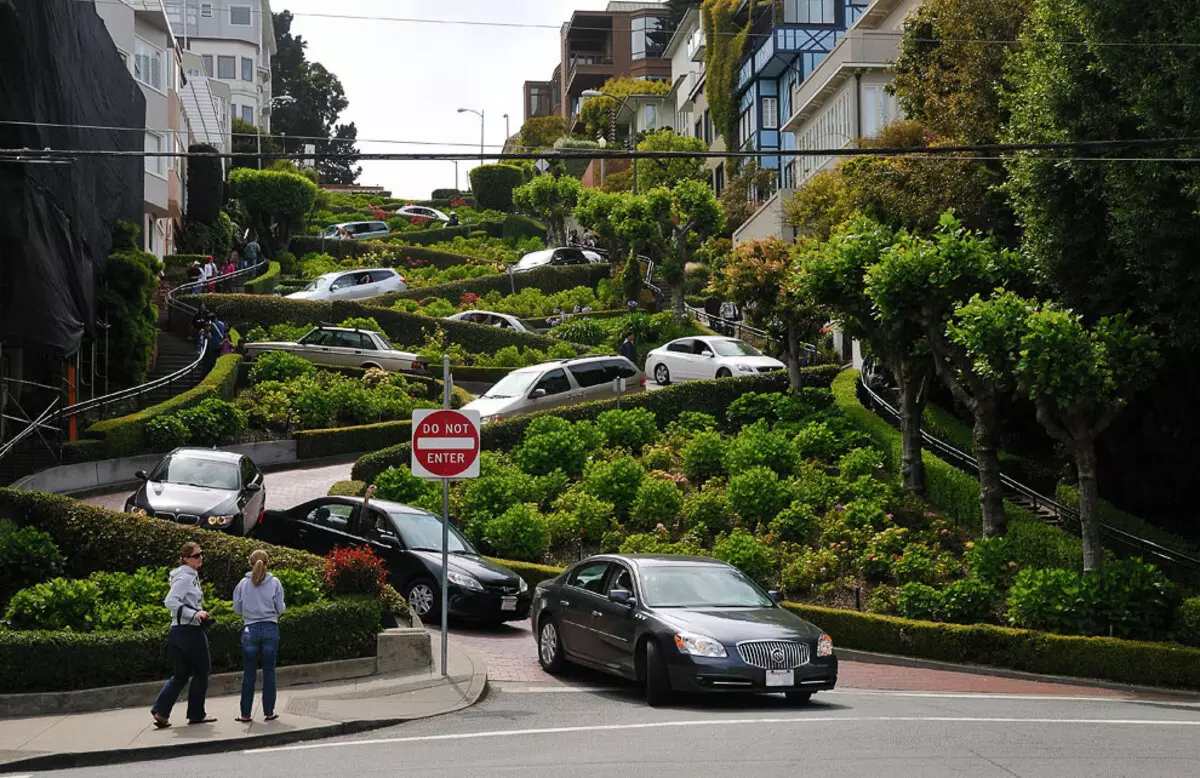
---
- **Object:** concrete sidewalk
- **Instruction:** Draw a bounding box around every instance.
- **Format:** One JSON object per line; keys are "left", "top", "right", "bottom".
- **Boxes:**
{"left": 0, "top": 645, "right": 486, "bottom": 774}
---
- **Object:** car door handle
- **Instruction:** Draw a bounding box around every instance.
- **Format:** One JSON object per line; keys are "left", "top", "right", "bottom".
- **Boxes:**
{"left": 560, "top": 600, "right": 570, "bottom": 607}
{"left": 591, "top": 610, "right": 602, "bottom": 618}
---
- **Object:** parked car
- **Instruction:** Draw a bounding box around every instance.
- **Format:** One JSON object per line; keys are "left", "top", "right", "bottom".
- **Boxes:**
{"left": 259, "top": 495, "right": 530, "bottom": 623}
{"left": 286, "top": 268, "right": 407, "bottom": 302}
{"left": 510, "top": 247, "right": 605, "bottom": 275}
{"left": 645, "top": 336, "right": 786, "bottom": 385}
{"left": 463, "top": 355, "right": 645, "bottom": 424}
{"left": 124, "top": 449, "right": 266, "bottom": 536}
{"left": 445, "top": 309, "right": 540, "bottom": 334}
{"left": 319, "top": 221, "right": 391, "bottom": 240}
{"left": 394, "top": 205, "right": 451, "bottom": 223}
{"left": 531, "top": 554, "right": 837, "bottom": 706}
{"left": 242, "top": 326, "right": 427, "bottom": 373}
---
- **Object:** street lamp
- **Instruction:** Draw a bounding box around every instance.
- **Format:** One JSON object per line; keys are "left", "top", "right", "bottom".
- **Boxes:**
{"left": 457, "top": 107, "right": 484, "bottom": 167}
{"left": 258, "top": 94, "right": 295, "bottom": 169}
{"left": 503, "top": 113, "right": 511, "bottom": 146}
{"left": 582, "top": 89, "right": 649, "bottom": 194}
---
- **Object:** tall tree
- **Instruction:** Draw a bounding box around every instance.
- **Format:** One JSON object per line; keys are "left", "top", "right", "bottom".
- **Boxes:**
{"left": 226, "top": 168, "right": 318, "bottom": 255}
{"left": 230, "top": 118, "right": 277, "bottom": 171}
{"left": 949, "top": 292, "right": 1160, "bottom": 571}
{"left": 796, "top": 219, "right": 932, "bottom": 494}
{"left": 574, "top": 189, "right": 628, "bottom": 259}
{"left": 270, "top": 10, "right": 359, "bottom": 182}
{"left": 720, "top": 161, "right": 777, "bottom": 236}
{"left": 865, "top": 214, "right": 1029, "bottom": 538}
{"left": 513, "top": 175, "right": 582, "bottom": 246}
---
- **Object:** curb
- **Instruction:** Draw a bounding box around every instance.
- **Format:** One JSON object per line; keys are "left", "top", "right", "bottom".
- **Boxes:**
{"left": 838, "top": 648, "right": 1200, "bottom": 699}
{"left": 0, "top": 649, "right": 489, "bottom": 775}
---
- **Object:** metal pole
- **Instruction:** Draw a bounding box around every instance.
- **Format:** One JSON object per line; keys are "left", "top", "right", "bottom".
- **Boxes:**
{"left": 479, "top": 111, "right": 485, "bottom": 166}
{"left": 440, "top": 354, "right": 450, "bottom": 677}
{"left": 257, "top": 127, "right": 261, "bottom": 170}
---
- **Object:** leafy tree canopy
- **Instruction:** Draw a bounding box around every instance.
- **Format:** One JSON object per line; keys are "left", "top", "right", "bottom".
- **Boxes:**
{"left": 518, "top": 116, "right": 570, "bottom": 150}
{"left": 579, "top": 77, "right": 672, "bottom": 140}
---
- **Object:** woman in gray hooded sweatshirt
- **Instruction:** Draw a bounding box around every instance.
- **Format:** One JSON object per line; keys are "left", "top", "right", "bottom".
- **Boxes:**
{"left": 151, "top": 541, "right": 215, "bottom": 728}
{"left": 233, "top": 549, "right": 286, "bottom": 722}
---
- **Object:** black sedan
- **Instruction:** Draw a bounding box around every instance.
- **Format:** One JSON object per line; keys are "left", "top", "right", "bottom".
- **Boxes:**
{"left": 125, "top": 448, "right": 266, "bottom": 535}
{"left": 259, "top": 495, "right": 531, "bottom": 623}
{"left": 531, "top": 554, "right": 837, "bottom": 706}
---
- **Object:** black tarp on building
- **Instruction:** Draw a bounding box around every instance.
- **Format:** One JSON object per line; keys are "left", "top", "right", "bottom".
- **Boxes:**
{"left": 0, "top": 0, "right": 145, "bottom": 357}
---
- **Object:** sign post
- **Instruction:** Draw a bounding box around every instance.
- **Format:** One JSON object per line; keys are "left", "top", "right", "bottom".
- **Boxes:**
{"left": 412, "top": 357, "right": 480, "bottom": 676}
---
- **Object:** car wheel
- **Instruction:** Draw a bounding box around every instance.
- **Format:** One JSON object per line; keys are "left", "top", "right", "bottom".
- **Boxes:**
{"left": 715, "top": 368, "right": 732, "bottom": 379}
{"left": 538, "top": 616, "right": 567, "bottom": 674}
{"left": 406, "top": 578, "right": 439, "bottom": 623}
{"left": 362, "top": 362, "right": 383, "bottom": 370}
{"left": 785, "top": 691, "right": 813, "bottom": 704}
{"left": 231, "top": 514, "right": 245, "bottom": 536}
{"left": 654, "top": 363, "right": 670, "bottom": 385}
{"left": 644, "top": 639, "right": 672, "bottom": 707}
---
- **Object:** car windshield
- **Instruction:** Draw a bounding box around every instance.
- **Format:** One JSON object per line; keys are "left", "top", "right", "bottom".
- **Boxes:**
{"left": 392, "top": 511, "right": 474, "bottom": 553}
{"left": 639, "top": 566, "right": 774, "bottom": 608}
{"left": 711, "top": 339, "right": 762, "bottom": 357}
{"left": 149, "top": 455, "right": 240, "bottom": 491}
{"left": 483, "top": 371, "right": 539, "bottom": 399}
{"left": 301, "top": 278, "right": 329, "bottom": 292}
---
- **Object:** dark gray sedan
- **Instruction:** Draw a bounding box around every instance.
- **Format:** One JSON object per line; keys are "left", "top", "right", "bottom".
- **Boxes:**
{"left": 530, "top": 554, "right": 837, "bottom": 706}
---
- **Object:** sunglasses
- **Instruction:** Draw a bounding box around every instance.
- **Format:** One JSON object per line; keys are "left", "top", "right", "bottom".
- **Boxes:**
{"left": 187, "top": 552, "right": 204, "bottom": 559}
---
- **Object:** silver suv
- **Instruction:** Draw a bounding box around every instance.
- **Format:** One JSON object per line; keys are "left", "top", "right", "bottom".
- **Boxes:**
{"left": 463, "top": 355, "right": 646, "bottom": 424}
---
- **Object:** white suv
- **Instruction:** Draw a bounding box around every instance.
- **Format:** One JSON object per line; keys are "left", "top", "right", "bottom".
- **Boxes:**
{"left": 464, "top": 355, "right": 645, "bottom": 424}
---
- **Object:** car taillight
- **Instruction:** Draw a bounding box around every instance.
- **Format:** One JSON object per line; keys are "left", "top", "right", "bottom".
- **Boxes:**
{"left": 411, "top": 361, "right": 422, "bottom": 370}
{"left": 639, "top": 377, "right": 647, "bottom": 386}
{"left": 399, "top": 275, "right": 406, "bottom": 284}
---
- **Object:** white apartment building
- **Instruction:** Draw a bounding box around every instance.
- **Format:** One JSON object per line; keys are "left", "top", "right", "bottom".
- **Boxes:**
{"left": 89, "top": 0, "right": 191, "bottom": 258}
{"left": 664, "top": 7, "right": 725, "bottom": 192}
{"left": 164, "top": 1, "right": 276, "bottom": 131}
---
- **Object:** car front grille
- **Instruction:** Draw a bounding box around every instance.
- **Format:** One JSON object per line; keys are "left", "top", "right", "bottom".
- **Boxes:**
{"left": 758, "top": 366, "right": 783, "bottom": 373}
{"left": 487, "top": 584, "right": 520, "bottom": 595}
{"left": 736, "top": 640, "right": 810, "bottom": 669}
{"left": 154, "top": 511, "right": 200, "bottom": 526}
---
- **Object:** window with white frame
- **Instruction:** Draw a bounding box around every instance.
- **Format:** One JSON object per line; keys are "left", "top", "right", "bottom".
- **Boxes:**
{"left": 784, "top": 0, "right": 836, "bottom": 25}
{"left": 241, "top": 105, "right": 255, "bottom": 124}
{"left": 862, "top": 86, "right": 902, "bottom": 138}
{"left": 794, "top": 89, "right": 852, "bottom": 185}
{"left": 133, "top": 39, "right": 163, "bottom": 91}
{"left": 242, "top": 57, "right": 253, "bottom": 81}
{"left": 201, "top": 55, "right": 213, "bottom": 77}
{"left": 230, "top": 5, "right": 251, "bottom": 26}
{"left": 643, "top": 104, "right": 658, "bottom": 131}
{"left": 217, "top": 55, "right": 235, "bottom": 79}
{"left": 762, "top": 97, "right": 779, "bottom": 130}
{"left": 145, "top": 131, "right": 166, "bottom": 177}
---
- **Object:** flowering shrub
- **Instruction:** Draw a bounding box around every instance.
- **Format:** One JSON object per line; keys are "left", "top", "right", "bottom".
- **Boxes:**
{"left": 681, "top": 431, "right": 727, "bottom": 483}
{"left": 681, "top": 489, "right": 732, "bottom": 539}
{"left": 596, "top": 408, "right": 659, "bottom": 452}
{"left": 582, "top": 454, "right": 646, "bottom": 520}
{"left": 325, "top": 546, "right": 388, "bottom": 596}
{"left": 713, "top": 529, "right": 775, "bottom": 586}
{"left": 769, "top": 501, "right": 821, "bottom": 545}
{"left": 724, "top": 420, "right": 796, "bottom": 476}
{"left": 727, "top": 466, "right": 793, "bottom": 527}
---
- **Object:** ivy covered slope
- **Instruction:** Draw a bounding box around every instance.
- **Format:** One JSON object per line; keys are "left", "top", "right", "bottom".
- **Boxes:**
{"left": 0, "top": 491, "right": 386, "bottom": 692}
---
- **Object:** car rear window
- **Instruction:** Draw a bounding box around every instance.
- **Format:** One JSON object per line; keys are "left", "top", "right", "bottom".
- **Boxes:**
{"left": 602, "top": 358, "right": 637, "bottom": 381}
{"left": 369, "top": 270, "right": 395, "bottom": 283}
{"left": 568, "top": 360, "right": 608, "bottom": 388}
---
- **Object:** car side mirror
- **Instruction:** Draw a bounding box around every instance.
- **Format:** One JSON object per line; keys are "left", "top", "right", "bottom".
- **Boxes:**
{"left": 609, "top": 589, "right": 635, "bottom": 607}
{"left": 768, "top": 589, "right": 783, "bottom": 604}
{"left": 380, "top": 534, "right": 402, "bottom": 549}
{"left": 530, "top": 388, "right": 547, "bottom": 399}
{"left": 702, "top": 352, "right": 715, "bottom": 358}
{"left": 135, "top": 470, "right": 149, "bottom": 481}
{"left": 245, "top": 482, "right": 262, "bottom": 492}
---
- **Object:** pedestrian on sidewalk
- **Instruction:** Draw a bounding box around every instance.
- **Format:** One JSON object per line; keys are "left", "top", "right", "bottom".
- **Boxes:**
{"left": 620, "top": 333, "right": 637, "bottom": 364}
{"left": 233, "top": 549, "right": 286, "bottom": 723}
{"left": 151, "top": 541, "right": 216, "bottom": 728}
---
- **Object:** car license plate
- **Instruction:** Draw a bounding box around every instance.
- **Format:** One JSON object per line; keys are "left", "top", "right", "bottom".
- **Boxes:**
{"left": 501, "top": 596, "right": 518, "bottom": 611}
{"left": 765, "top": 669, "right": 794, "bottom": 687}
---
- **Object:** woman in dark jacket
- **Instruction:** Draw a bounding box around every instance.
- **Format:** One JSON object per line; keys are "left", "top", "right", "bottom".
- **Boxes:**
{"left": 151, "top": 541, "right": 217, "bottom": 728}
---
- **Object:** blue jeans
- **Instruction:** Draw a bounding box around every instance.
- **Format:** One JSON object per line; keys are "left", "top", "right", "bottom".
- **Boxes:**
{"left": 240, "top": 621, "right": 280, "bottom": 718}
{"left": 152, "top": 625, "right": 211, "bottom": 722}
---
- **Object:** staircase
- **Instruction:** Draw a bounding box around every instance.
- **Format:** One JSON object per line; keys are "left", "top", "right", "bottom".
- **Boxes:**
{"left": 142, "top": 325, "right": 204, "bottom": 408}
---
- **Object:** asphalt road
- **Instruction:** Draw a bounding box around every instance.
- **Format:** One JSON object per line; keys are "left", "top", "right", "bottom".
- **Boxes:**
{"left": 37, "top": 683, "right": 1200, "bottom": 778}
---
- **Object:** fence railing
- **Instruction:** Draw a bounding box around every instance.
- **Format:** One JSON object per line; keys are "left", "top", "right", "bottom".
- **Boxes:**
{"left": 855, "top": 374, "right": 1200, "bottom": 576}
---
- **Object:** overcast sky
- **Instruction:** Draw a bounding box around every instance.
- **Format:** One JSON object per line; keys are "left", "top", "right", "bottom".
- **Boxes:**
{"left": 280, "top": 0, "right": 612, "bottom": 199}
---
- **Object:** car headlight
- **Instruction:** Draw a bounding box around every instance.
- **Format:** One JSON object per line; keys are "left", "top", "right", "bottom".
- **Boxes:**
{"left": 673, "top": 631, "right": 727, "bottom": 658}
{"left": 736, "top": 363, "right": 755, "bottom": 372}
{"left": 518, "top": 577, "right": 528, "bottom": 593}
{"left": 817, "top": 634, "right": 834, "bottom": 657}
{"left": 481, "top": 414, "right": 502, "bottom": 424}
{"left": 206, "top": 515, "right": 236, "bottom": 527}
{"left": 447, "top": 571, "right": 484, "bottom": 591}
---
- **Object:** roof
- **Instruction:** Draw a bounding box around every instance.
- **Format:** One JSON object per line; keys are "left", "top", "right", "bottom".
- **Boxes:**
{"left": 664, "top": 6, "right": 701, "bottom": 59}
{"left": 332, "top": 496, "right": 434, "bottom": 516}
{"left": 616, "top": 554, "right": 731, "bottom": 567}
{"left": 605, "top": 1, "right": 668, "bottom": 13}
{"left": 170, "top": 448, "right": 243, "bottom": 464}
{"left": 314, "top": 268, "right": 396, "bottom": 280}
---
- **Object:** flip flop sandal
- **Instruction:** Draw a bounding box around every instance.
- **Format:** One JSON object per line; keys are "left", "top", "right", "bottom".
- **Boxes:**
{"left": 235, "top": 716, "right": 253, "bottom": 723}
{"left": 264, "top": 714, "right": 279, "bottom": 721}
{"left": 188, "top": 716, "right": 218, "bottom": 725}
{"left": 151, "top": 714, "right": 171, "bottom": 729}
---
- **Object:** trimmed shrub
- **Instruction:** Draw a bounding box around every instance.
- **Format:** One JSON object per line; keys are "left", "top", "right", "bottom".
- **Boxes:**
{"left": 769, "top": 501, "right": 821, "bottom": 545}
{"left": 244, "top": 261, "right": 281, "bottom": 294}
{"left": 548, "top": 490, "right": 615, "bottom": 547}
{"left": 484, "top": 503, "right": 550, "bottom": 562}
{"left": 1177, "top": 597, "right": 1200, "bottom": 648}
{"left": 374, "top": 466, "right": 440, "bottom": 506}
{"left": 382, "top": 264, "right": 609, "bottom": 307}
{"left": 0, "top": 520, "right": 66, "bottom": 605}
{"left": 582, "top": 455, "right": 646, "bottom": 520}
{"left": 516, "top": 418, "right": 604, "bottom": 477}
{"left": 629, "top": 476, "right": 684, "bottom": 532}
{"left": 502, "top": 213, "right": 548, "bottom": 241}
{"left": 897, "top": 583, "right": 941, "bottom": 622}
{"left": 251, "top": 350, "right": 317, "bottom": 383}
{"left": 470, "top": 164, "right": 525, "bottom": 211}
{"left": 937, "top": 577, "right": 999, "bottom": 625}
{"left": 681, "top": 430, "right": 727, "bottom": 483}
{"left": 175, "top": 398, "right": 247, "bottom": 446}
{"left": 681, "top": 489, "right": 732, "bottom": 539}
{"left": 596, "top": 408, "right": 659, "bottom": 452}
{"left": 724, "top": 420, "right": 796, "bottom": 476}
{"left": 329, "top": 480, "right": 368, "bottom": 497}
{"left": 727, "top": 466, "right": 793, "bottom": 527}
{"left": 325, "top": 546, "right": 388, "bottom": 596}
{"left": 893, "top": 543, "right": 938, "bottom": 585}
{"left": 144, "top": 414, "right": 189, "bottom": 451}
{"left": 713, "top": 529, "right": 774, "bottom": 586}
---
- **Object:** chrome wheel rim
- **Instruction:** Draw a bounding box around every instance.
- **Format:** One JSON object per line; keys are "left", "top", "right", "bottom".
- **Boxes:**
{"left": 540, "top": 623, "right": 558, "bottom": 666}
{"left": 655, "top": 365, "right": 668, "bottom": 383}
{"left": 408, "top": 584, "right": 434, "bottom": 616}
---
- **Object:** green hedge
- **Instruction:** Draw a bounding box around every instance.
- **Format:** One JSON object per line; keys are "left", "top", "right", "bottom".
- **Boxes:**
{"left": 377, "top": 264, "right": 611, "bottom": 307}
{"left": 923, "top": 401, "right": 1023, "bottom": 471}
{"left": 447, "top": 365, "right": 515, "bottom": 384}
{"left": 296, "top": 420, "right": 413, "bottom": 461}
{"left": 783, "top": 602, "right": 1200, "bottom": 691}
{"left": 502, "top": 214, "right": 547, "bottom": 242}
{"left": 191, "top": 294, "right": 567, "bottom": 353}
{"left": 0, "top": 489, "right": 324, "bottom": 592}
{"left": 243, "top": 261, "right": 281, "bottom": 294}
{"left": 286, "top": 239, "right": 477, "bottom": 271}
{"left": 487, "top": 558, "right": 564, "bottom": 589}
{"left": 352, "top": 367, "right": 838, "bottom": 483}
{"left": 85, "top": 355, "right": 242, "bottom": 458}
{"left": 329, "top": 480, "right": 367, "bottom": 497}
{"left": 391, "top": 222, "right": 503, "bottom": 246}
{"left": 470, "top": 165, "right": 525, "bottom": 211}
{"left": 0, "top": 596, "right": 381, "bottom": 693}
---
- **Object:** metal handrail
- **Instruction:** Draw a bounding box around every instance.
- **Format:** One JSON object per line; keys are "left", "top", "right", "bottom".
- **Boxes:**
{"left": 0, "top": 398, "right": 60, "bottom": 461}
{"left": 855, "top": 375, "right": 1200, "bottom": 573}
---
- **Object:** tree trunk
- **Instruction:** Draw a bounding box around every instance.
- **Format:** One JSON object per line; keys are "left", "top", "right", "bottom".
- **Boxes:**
{"left": 1074, "top": 437, "right": 1104, "bottom": 572}
{"left": 897, "top": 366, "right": 928, "bottom": 495}
{"left": 671, "top": 282, "right": 686, "bottom": 324}
{"left": 973, "top": 395, "right": 1007, "bottom": 538}
{"left": 785, "top": 322, "right": 802, "bottom": 392}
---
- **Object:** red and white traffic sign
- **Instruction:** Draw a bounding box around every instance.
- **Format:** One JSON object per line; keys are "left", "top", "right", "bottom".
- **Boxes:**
{"left": 411, "top": 409, "right": 481, "bottom": 479}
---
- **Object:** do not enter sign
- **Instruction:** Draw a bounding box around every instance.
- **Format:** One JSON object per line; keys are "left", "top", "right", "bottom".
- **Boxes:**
{"left": 411, "top": 409, "right": 481, "bottom": 479}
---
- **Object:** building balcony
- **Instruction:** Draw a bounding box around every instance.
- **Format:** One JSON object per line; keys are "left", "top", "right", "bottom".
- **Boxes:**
{"left": 687, "top": 28, "right": 706, "bottom": 62}
{"left": 781, "top": 28, "right": 899, "bottom": 132}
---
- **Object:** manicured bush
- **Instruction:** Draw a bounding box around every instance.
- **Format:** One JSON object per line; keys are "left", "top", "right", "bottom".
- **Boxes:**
{"left": 681, "top": 430, "right": 727, "bottom": 483}
{"left": 456, "top": 458, "right": 535, "bottom": 538}
{"left": 629, "top": 476, "right": 684, "bottom": 532}
{"left": 470, "top": 164, "right": 525, "bottom": 211}
{"left": 713, "top": 529, "right": 774, "bottom": 586}
{"left": 681, "top": 489, "right": 732, "bottom": 539}
{"left": 725, "top": 420, "right": 796, "bottom": 476}
{"left": 328, "top": 480, "right": 368, "bottom": 497}
{"left": 897, "top": 582, "right": 941, "bottom": 622}
{"left": 769, "top": 501, "right": 821, "bottom": 545}
{"left": 144, "top": 414, "right": 189, "bottom": 451}
{"left": 251, "top": 350, "right": 317, "bottom": 383}
{"left": 486, "top": 557, "right": 561, "bottom": 588}
{"left": 484, "top": 503, "right": 550, "bottom": 562}
{"left": 0, "top": 596, "right": 382, "bottom": 693}
{"left": 0, "top": 519, "right": 67, "bottom": 606}
{"left": 243, "top": 261, "right": 281, "bottom": 294}
{"left": 373, "top": 465, "right": 440, "bottom": 507}
{"left": 781, "top": 546, "right": 844, "bottom": 595}
{"left": 85, "top": 355, "right": 242, "bottom": 458}
{"left": 893, "top": 543, "right": 938, "bottom": 585}
{"left": 548, "top": 490, "right": 615, "bottom": 547}
{"left": 515, "top": 417, "right": 604, "bottom": 477}
{"left": 175, "top": 398, "right": 247, "bottom": 446}
{"left": 325, "top": 546, "right": 388, "bottom": 597}
{"left": 596, "top": 408, "right": 659, "bottom": 452}
{"left": 838, "top": 447, "right": 885, "bottom": 481}
{"left": 964, "top": 536, "right": 1019, "bottom": 588}
{"left": 1177, "top": 597, "right": 1200, "bottom": 647}
{"left": 382, "top": 264, "right": 609, "bottom": 308}
{"left": 501, "top": 213, "right": 547, "bottom": 242}
{"left": 727, "top": 466, "right": 793, "bottom": 527}
{"left": 582, "top": 455, "right": 646, "bottom": 520}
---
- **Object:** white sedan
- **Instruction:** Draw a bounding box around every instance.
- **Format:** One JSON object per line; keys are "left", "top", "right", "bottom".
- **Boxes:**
{"left": 286, "top": 268, "right": 407, "bottom": 302}
{"left": 645, "top": 336, "right": 785, "bottom": 385}
{"left": 243, "top": 327, "right": 427, "bottom": 373}
{"left": 395, "top": 205, "right": 451, "bottom": 223}
{"left": 445, "top": 310, "right": 539, "bottom": 334}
